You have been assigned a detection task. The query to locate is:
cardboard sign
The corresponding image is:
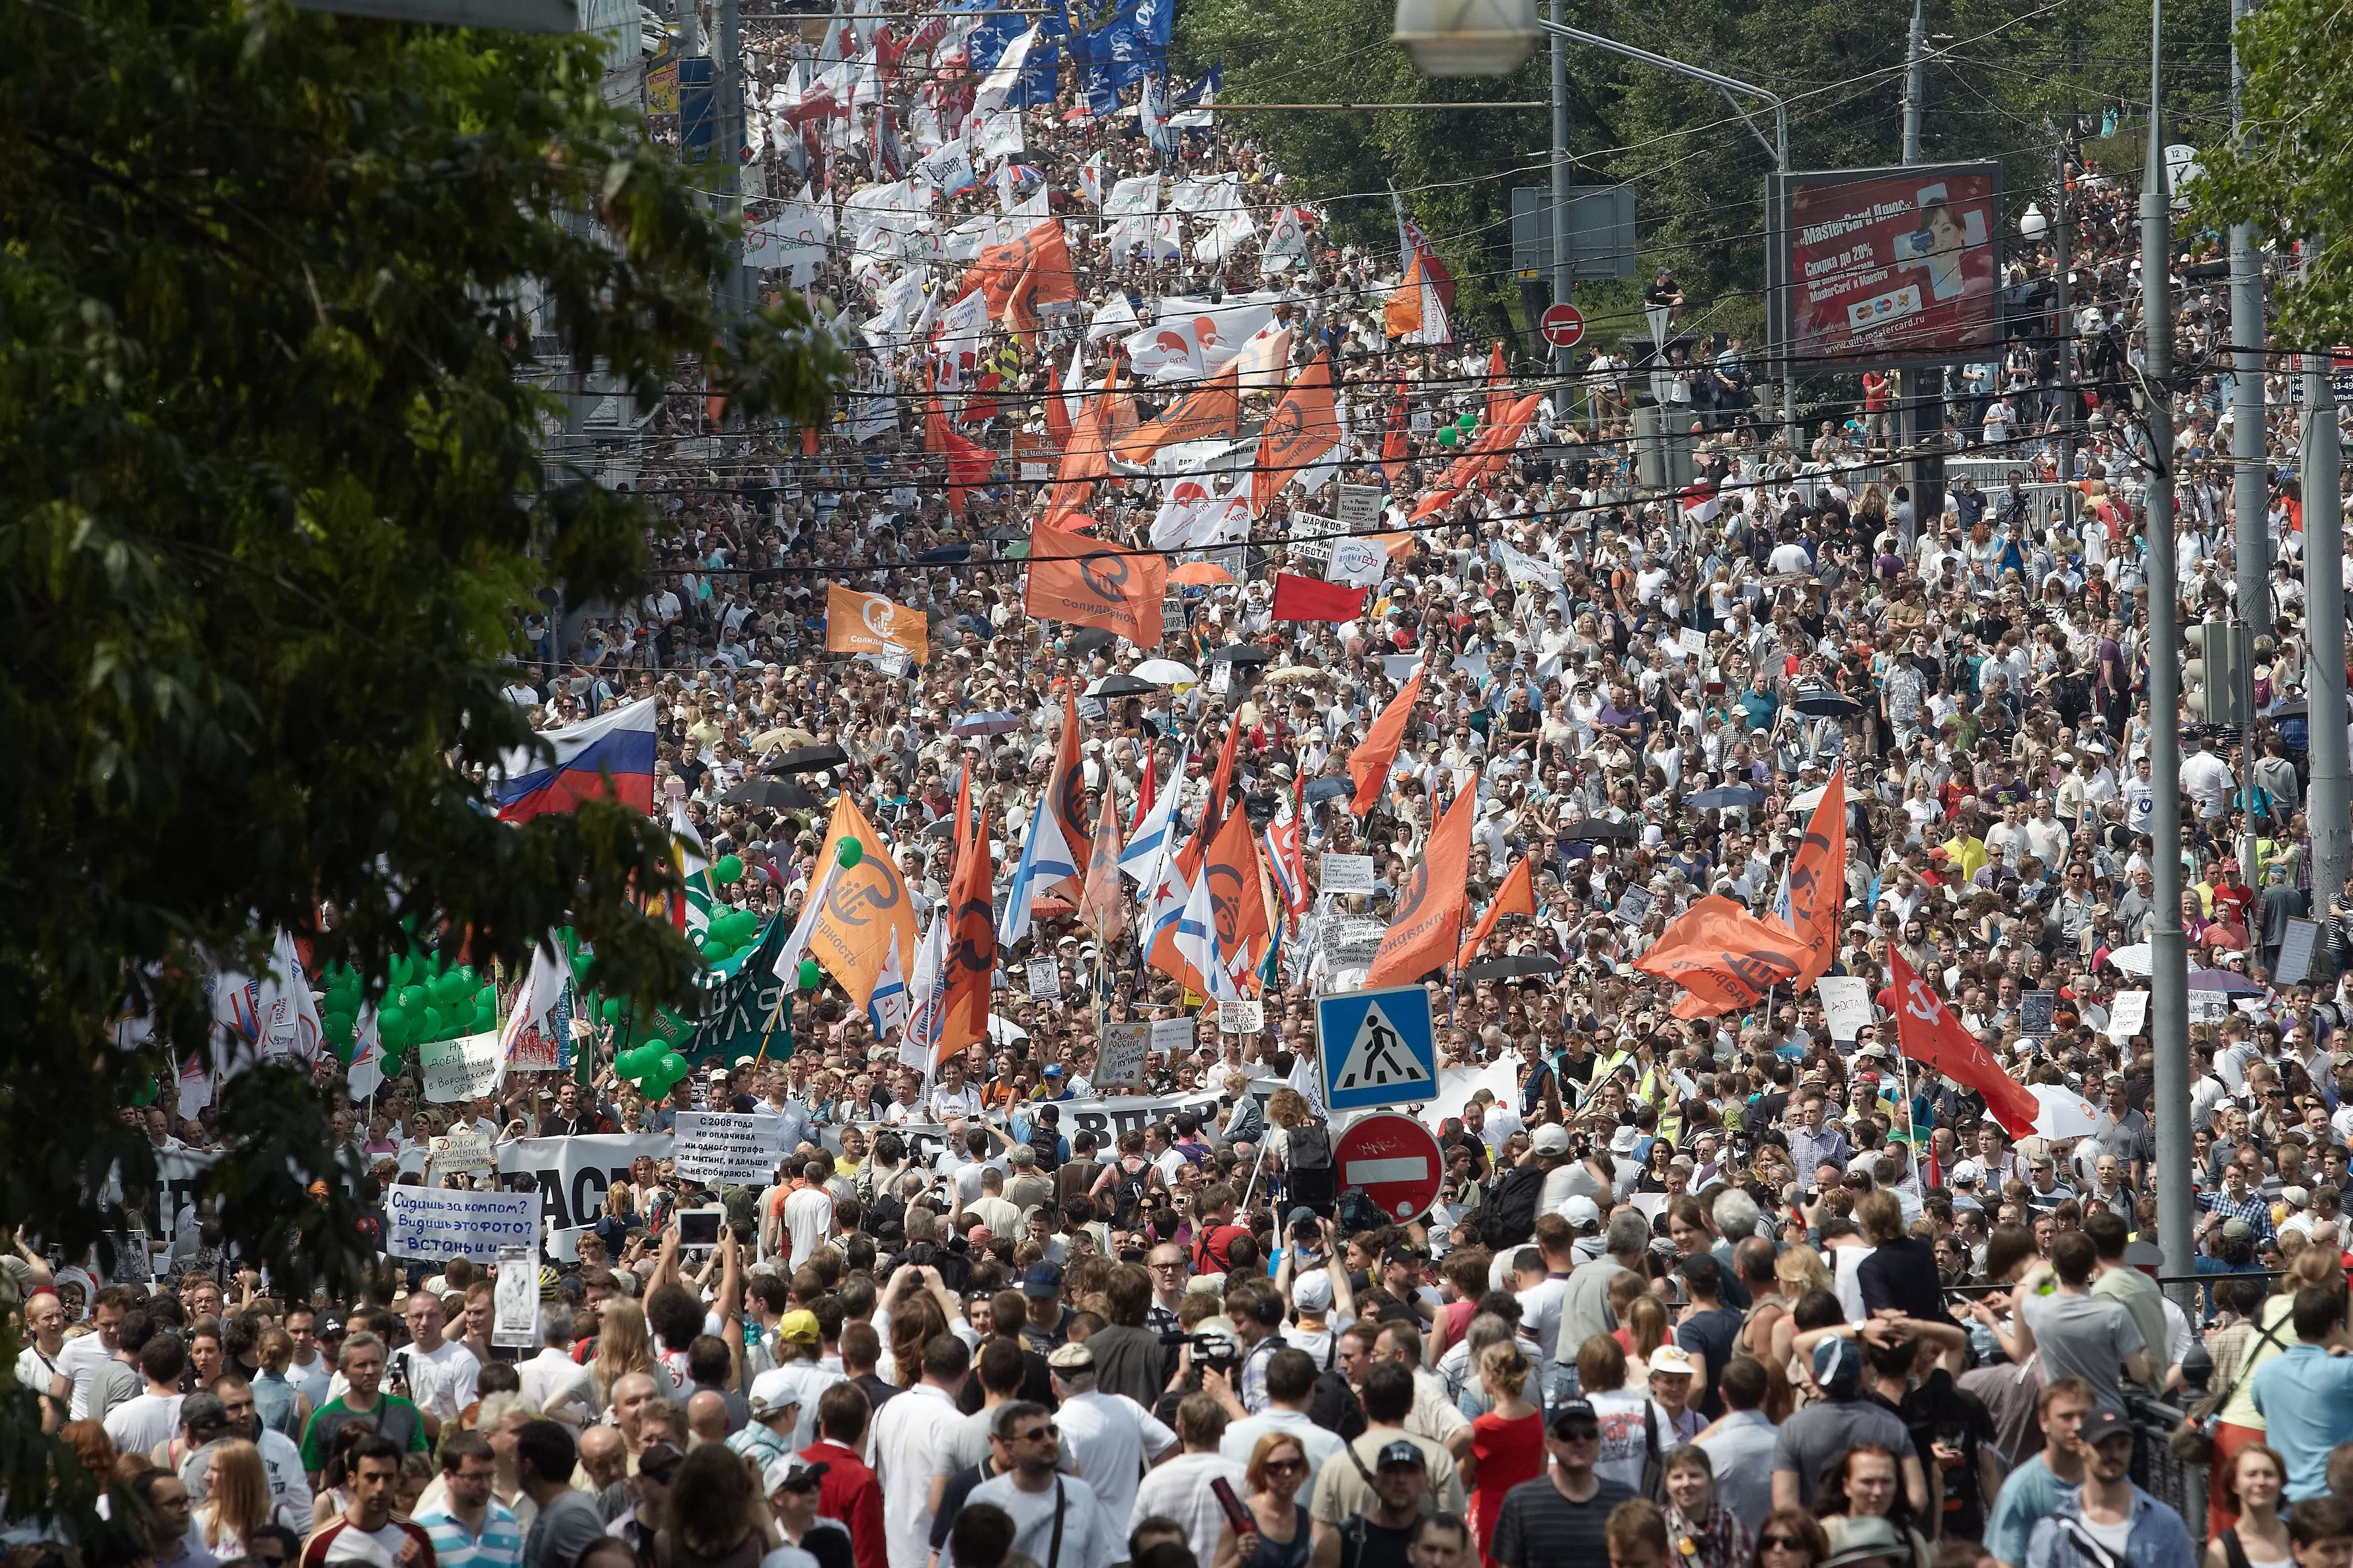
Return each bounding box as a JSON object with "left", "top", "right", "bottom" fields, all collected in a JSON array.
[
  {"left": 1615, "top": 886, "right": 1653, "bottom": 927},
  {"left": 1815, "top": 975, "right": 1874, "bottom": 1040},
  {"left": 2278, "top": 918, "right": 2319, "bottom": 986},
  {"left": 1337, "top": 485, "right": 1384, "bottom": 527},
  {"left": 1218, "top": 998, "right": 1265, "bottom": 1035},
  {"left": 1678, "top": 628, "right": 1708, "bottom": 659},
  {"left": 671, "top": 1111, "right": 791, "bottom": 1186},
  {"left": 420, "top": 1030, "right": 503, "bottom": 1105},
  {"left": 1096, "top": 1022, "right": 1151, "bottom": 1093},
  {"left": 2188, "top": 990, "right": 2230, "bottom": 1024},
  {"left": 2018, "top": 990, "right": 2056, "bottom": 1038},
  {"left": 1027, "top": 958, "right": 1063, "bottom": 1001},
  {"left": 491, "top": 1245, "right": 541, "bottom": 1348},
  {"left": 428, "top": 1130, "right": 494, "bottom": 1175},
  {"left": 1151, "top": 1016, "right": 1197, "bottom": 1058},
  {"left": 384, "top": 1186, "right": 541, "bottom": 1264},
  {"left": 1320, "top": 854, "right": 1376, "bottom": 896},
  {"left": 2106, "top": 989, "right": 2150, "bottom": 1040}
]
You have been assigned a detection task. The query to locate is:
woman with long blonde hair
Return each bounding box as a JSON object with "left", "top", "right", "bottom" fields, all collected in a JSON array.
[
  {"left": 194, "top": 1438, "right": 282, "bottom": 1555},
  {"left": 591, "top": 1298, "right": 658, "bottom": 1413}
]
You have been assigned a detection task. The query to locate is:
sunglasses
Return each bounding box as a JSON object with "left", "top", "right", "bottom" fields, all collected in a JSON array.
[
  {"left": 1759, "top": 1538, "right": 1811, "bottom": 1554},
  {"left": 1265, "top": 1458, "right": 1307, "bottom": 1475},
  {"left": 1014, "top": 1426, "right": 1058, "bottom": 1442},
  {"left": 1556, "top": 1426, "right": 1601, "bottom": 1442}
]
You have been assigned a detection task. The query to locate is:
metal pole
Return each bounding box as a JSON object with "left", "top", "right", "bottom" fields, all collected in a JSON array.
[
  {"left": 2055, "top": 140, "right": 2074, "bottom": 509},
  {"left": 1778, "top": 107, "right": 1797, "bottom": 462},
  {"left": 1550, "top": 0, "right": 1573, "bottom": 387},
  {"left": 2306, "top": 354, "right": 2350, "bottom": 916},
  {"left": 718, "top": 0, "right": 748, "bottom": 323},
  {"left": 1901, "top": 0, "right": 1925, "bottom": 166},
  {"left": 2228, "top": 0, "right": 2268, "bottom": 887},
  {"left": 2141, "top": 11, "right": 2194, "bottom": 1297}
]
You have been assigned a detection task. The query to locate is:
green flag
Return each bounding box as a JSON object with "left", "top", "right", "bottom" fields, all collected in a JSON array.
[{"left": 683, "top": 915, "right": 790, "bottom": 1064}]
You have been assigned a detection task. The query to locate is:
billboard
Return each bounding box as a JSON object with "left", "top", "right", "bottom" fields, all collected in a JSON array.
[{"left": 1768, "top": 162, "right": 2002, "bottom": 367}]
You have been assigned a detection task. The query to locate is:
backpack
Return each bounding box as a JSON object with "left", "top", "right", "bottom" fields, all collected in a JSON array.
[
  {"left": 1028, "top": 1120, "right": 1064, "bottom": 1173},
  {"left": 1111, "top": 1158, "right": 1154, "bottom": 1224},
  {"left": 1285, "top": 1124, "right": 1337, "bottom": 1210},
  {"left": 1309, "top": 1366, "right": 1369, "bottom": 1444},
  {"left": 1477, "top": 1165, "right": 1546, "bottom": 1251}
]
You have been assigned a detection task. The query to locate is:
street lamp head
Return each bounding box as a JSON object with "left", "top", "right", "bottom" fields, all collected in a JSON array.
[
  {"left": 1393, "top": 0, "right": 1539, "bottom": 76},
  {"left": 2020, "top": 202, "right": 2048, "bottom": 241}
]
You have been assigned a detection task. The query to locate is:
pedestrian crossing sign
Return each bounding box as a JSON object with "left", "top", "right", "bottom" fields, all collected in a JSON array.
[{"left": 1316, "top": 985, "right": 1438, "bottom": 1112}]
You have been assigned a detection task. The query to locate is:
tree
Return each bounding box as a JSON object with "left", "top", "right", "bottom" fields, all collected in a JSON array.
[
  {"left": 0, "top": 0, "right": 842, "bottom": 1528},
  {"left": 2192, "top": 0, "right": 2353, "bottom": 344}
]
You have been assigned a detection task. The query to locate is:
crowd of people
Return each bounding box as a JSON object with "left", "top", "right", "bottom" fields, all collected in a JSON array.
[{"left": 22, "top": 5, "right": 2353, "bottom": 1568}]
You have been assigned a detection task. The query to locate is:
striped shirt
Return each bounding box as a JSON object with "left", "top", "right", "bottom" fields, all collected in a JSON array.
[{"left": 417, "top": 1501, "right": 522, "bottom": 1568}]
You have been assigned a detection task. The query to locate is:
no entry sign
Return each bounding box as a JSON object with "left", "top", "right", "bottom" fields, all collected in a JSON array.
[
  {"left": 1540, "top": 302, "right": 1585, "bottom": 349},
  {"left": 1334, "top": 1112, "right": 1445, "bottom": 1221}
]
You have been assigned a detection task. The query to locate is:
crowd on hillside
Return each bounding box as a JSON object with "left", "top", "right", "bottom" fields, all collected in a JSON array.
[{"left": 23, "top": 7, "right": 2353, "bottom": 1568}]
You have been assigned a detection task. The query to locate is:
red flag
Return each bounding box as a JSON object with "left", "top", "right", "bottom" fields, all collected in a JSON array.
[
  {"left": 1455, "top": 857, "right": 1536, "bottom": 972},
  {"left": 1270, "top": 573, "right": 1369, "bottom": 623},
  {"left": 1039, "top": 685, "right": 1089, "bottom": 900},
  {"left": 961, "top": 219, "right": 1077, "bottom": 315},
  {"left": 1266, "top": 815, "right": 1310, "bottom": 927},
  {"left": 1780, "top": 768, "right": 1848, "bottom": 989},
  {"left": 1349, "top": 665, "right": 1425, "bottom": 815},
  {"left": 1130, "top": 746, "right": 1156, "bottom": 836},
  {"left": 925, "top": 375, "right": 994, "bottom": 517},
  {"left": 1382, "top": 386, "right": 1410, "bottom": 466},
  {"left": 1886, "top": 948, "right": 2041, "bottom": 1138},
  {"left": 1365, "top": 777, "right": 1478, "bottom": 988}
]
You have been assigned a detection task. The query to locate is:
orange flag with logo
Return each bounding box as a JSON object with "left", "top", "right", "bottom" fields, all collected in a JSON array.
[
  {"left": 1076, "top": 788, "right": 1129, "bottom": 942},
  {"left": 825, "top": 585, "right": 930, "bottom": 664},
  {"left": 1365, "top": 777, "right": 1479, "bottom": 988},
  {"left": 961, "top": 219, "right": 1078, "bottom": 315},
  {"left": 805, "top": 795, "right": 920, "bottom": 1013},
  {"left": 1111, "top": 361, "right": 1240, "bottom": 466},
  {"left": 1455, "top": 856, "right": 1536, "bottom": 972},
  {"left": 939, "top": 798, "right": 997, "bottom": 1059},
  {"left": 1203, "top": 809, "right": 1271, "bottom": 983},
  {"left": 1633, "top": 895, "right": 1806, "bottom": 1017},
  {"left": 1025, "top": 523, "right": 1167, "bottom": 648},
  {"left": 1349, "top": 664, "right": 1425, "bottom": 815},
  {"left": 1252, "top": 356, "right": 1339, "bottom": 509},
  {"left": 1780, "top": 768, "right": 1847, "bottom": 988}
]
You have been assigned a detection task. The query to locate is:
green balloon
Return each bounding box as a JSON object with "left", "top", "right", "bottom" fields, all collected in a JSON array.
[
  {"left": 724, "top": 909, "right": 762, "bottom": 942},
  {"left": 797, "top": 958, "right": 823, "bottom": 992},
  {"left": 657, "top": 1052, "right": 686, "bottom": 1081},
  {"left": 1436, "top": 426, "right": 1460, "bottom": 448},
  {"left": 376, "top": 1011, "right": 408, "bottom": 1047},
  {"left": 600, "top": 997, "right": 625, "bottom": 1024},
  {"left": 714, "top": 854, "right": 745, "bottom": 885},
  {"left": 836, "top": 838, "right": 863, "bottom": 868},
  {"left": 570, "top": 952, "right": 593, "bottom": 984},
  {"left": 387, "top": 953, "right": 412, "bottom": 988},
  {"left": 398, "top": 985, "right": 427, "bottom": 1013},
  {"left": 471, "top": 1003, "right": 495, "bottom": 1031},
  {"left": 617, "top": 1045, "right": 650, "bottom": 1077},
  {"left": 456, "top": 964, "right": 479, "bottom": 989},
  {"left": 704, "top": 940, "right": 735, "bottom": 964},
  {"left": 421, "top": 1004, "right": 444, "bottom": 1036},
  {"left": 1457, "top": 410, "right": 1478, "bottom": 429}
]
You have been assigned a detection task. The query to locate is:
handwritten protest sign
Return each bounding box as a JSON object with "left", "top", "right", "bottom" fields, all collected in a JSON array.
[
  {"left": 384, "top": 1186, "right": 540, "bottom": 1262},
  {"left": 672, "top": 1112, "right": 790, "bottom": 1186}
]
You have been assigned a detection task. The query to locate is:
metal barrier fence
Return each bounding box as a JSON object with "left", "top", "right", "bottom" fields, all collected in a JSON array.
[{"left": 2126, "top": 1393, "right": 2209, "bottom": 1542}]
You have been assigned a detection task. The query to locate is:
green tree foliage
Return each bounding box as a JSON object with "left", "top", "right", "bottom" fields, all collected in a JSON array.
[
  {"left": 2192, "top": 0, "right": 2353, "bottom": 344},
  {"left": 0, "top": 0, "right": 843, "bottom": 1521}
]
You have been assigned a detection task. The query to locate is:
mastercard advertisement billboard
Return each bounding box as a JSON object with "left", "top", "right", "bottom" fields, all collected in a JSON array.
[{"left": 1767, "top": 162, "right": 2003, "bottom": 366}]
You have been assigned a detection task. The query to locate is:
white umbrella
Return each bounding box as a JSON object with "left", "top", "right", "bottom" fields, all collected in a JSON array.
[
  {"left": 987, "top": 1014, "right": 1029, "bottom": 1045},
  {"left": 1132, "top": 657, "right": 1197, "bottom": 685},
  {"left": 1788, "top": 783, "right": 1829, "bottom": 812},
  {"left": 2031, "top": 1085, "right": 2103, "bottom": 1142},
  {"left": 2104, "top": 942, "right": 2155, "bottom": 976}
]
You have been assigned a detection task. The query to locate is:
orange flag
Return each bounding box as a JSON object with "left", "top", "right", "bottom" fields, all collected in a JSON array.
[
  {"left": 1486, "top": 341, "right": 1510, "bottom": 427},
  {"left": 1348, "top": 665, "right": 1425, "bottom": 815},
  {"left": 939, "top": 800, "right": 997, "bottom": 1059},
  {"left": 804, "top": 796, "right": 920, "bottom": 1013},
  {"left": 1455, "top": 857, "right": 1536, "bottom": 972},
  {"left": 1045, "top": 360, "right": 1121, "bottom": 522},
  {"left": 1383, "top": 252, "right": 1429, "bottom": 339},
  {"left": 1252, "top": 356, "right": 1340, "bottom": 509},
  {"left": 1111, "top": 361, "right": 1240, "bottom": 466},
  {"left": 1025, "top": 524, "right": 1167, "bottom": 648},
  {"left": 961, "top": 220, "right": 1078, "bottom": 315},
  {"left": 1780, "top": 768, "right": 1848, "bottom": 989},
  {"left": 1633, "top": 895, "right": 1806, "bottom": 1017},
  {"left": 1076, "top": 788, "right": 1129, "bottom": 942},
  {"left": 1365, "top": 777, "right": 1480, "bottom": 988},
  {"left": 1204, "top": 809, "right": 1271, "bottom": 982},
  {"left": 1203, "top": 708, "right": 1242, "bottom": 840},
  {"left": 825, "top": 585, "right": 929, "bottom": 665}
]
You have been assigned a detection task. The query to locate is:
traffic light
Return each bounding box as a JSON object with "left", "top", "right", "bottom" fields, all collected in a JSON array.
[{"left": 2184, "top": 621, "right": 2249, "bottom": 725}]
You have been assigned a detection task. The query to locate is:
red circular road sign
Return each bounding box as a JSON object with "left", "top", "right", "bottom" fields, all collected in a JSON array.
[
  {"left": 1540, "top": 302, "right": 1586, "bottom": 349},
  {"left": 1334, "top": 1112, "right": 1445, "bottom": 1221}
]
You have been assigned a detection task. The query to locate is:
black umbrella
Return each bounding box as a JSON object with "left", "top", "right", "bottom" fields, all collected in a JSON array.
[
  {"left": 1207, "top": 643, "right": 1273, "bottom": 666},
  {"left": 1088, "top": 673, "right": 1158, "bottom": 699},
  {"left": 2270, "top": 699, "right": 2310, "bottom": 718},
  {"left": 768, "top": 743, "right": 851, "bottom": 775},
  {"left": 1303, "top": 777, "right": 1354, "bottom": 807},
  {"left": 1687, "top": 786, "right": 1768, "bottom": 810},
  {"left": 1466, "top": 954, "right": 1563, "bottom": 981},
  {"left": 721, "top": 777, "right": 819, "bottom": 811},
  {"left": 1557, "top": 818, "right": 1637, "bottom": 843},
  {"left": 1793, "top": 690, "right": 1863, "bottom": 718},
  {"left": 1067, "top": 628, "right": 1116, "bottom": 660}
]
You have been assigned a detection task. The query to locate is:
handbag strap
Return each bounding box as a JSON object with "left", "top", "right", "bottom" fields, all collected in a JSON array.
[
  {"left": 2200, "top": 1311, "right": 2292, "bottom": 1420},
  {"left": 1045, "top": 1478, "right": 1068, "bottom": 1568}
]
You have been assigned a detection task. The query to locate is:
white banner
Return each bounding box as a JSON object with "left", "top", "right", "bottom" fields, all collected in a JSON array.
[
  {"left": 672, "top": 1112, "right": 790, "bottom": 1186},
  {"left": 385, "top": 1186, "right": 541, "bottom": 1263}
]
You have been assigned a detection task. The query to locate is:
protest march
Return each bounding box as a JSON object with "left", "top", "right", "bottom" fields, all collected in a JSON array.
[{"left": 19, "top": 3, "right": 2353, "bottom": 1568}]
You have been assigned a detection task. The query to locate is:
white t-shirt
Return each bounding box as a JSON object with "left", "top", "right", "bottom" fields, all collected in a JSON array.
[
  {"left": 1053, "top": 1389, "right": 1176, "bottom": 1532},
  {"left": 519, "top": 1346, "right": 595, "bottom": 1422},
  {"left": 783, "top": 1188, "right": 835, "bottom": 1270},
  {"left": 393, "top": 1338, "right": 480, "bottom": 1423},
  {"left": 57, "top": 1331, "right": 116, "bottom": 1420},
  {"left": 943, "top": 1473, "right": 1121, "bottom": 1568},
  {"left": 104, "top": 1391, "right": 183, "bottom": 1457}
]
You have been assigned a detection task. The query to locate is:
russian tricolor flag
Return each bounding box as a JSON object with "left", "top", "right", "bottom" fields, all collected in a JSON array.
[{"left": 493, "top": 700, "right": 659, "bottom": 821}]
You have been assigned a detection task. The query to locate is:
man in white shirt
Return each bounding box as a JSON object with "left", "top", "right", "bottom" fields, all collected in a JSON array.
[
  {"left": 58, "top": 1284, "right": 130, "bottom": 1419},
  {"left": 927, "top": 1059, "right": 984, "bottom": 1122},
  {"left": 869, "top": 1331, "right": 967, "bottom": 1568},
  {"left": 1045, "top": 1342, "right": 1176, "bottom": 1533},
  {"left": 104, "top": 1333, "right": 187, "bottom": 1458},
  {"left": 519, "top": 1307, "right": 595, "bottom": 1426},
  {"left": 943, "top": 1402, "right": 1121, "bottom": 1568},
  {"left": 781, "top": 1159, "right": 836, "bottom": 1270},
  {"left": 2180, "top": 733, "right": 2237, "bottom": 821},
  {"left": 1129, "top": 1396, "right": 1248, "bottom": 1567},
  {"left": 395, "top": 1291, "right": 480, "bottom": 1428},
  {"left": 1219, "top": 1348, "right": 1347, "bottom": 1493}
]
